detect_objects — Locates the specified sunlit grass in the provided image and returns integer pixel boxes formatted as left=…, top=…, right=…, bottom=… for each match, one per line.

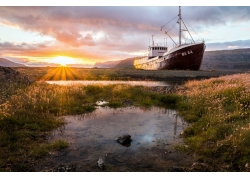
left=177, top=73, right=250, bottom=170
left=3, top=66, right=250, bottom=171
left=15, top=67, right=127, bottom=81
left=0, top=79, right=177, bottom=171
left=14, top=67, right=245, bottom=82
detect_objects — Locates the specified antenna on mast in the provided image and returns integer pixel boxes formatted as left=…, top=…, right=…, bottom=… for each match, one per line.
left=152, top=35, right=154, bottom=46
left=166, top=35, right=167, bottom=47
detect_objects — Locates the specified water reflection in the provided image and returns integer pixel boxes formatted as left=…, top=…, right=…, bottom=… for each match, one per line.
left=52, top=107, right=185, bottom=146
left=37, top=106, right=193, bottom=171
left=46, top=80, right=176, bottom=86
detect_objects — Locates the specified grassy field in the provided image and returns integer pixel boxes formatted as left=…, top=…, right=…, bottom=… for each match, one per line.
left=176, top=73, right=250, bottom=171
left=0, top=78, right=177, bottom=171
left=2, top=67, right=250, bottom=171
left=13, top=66, right=246, bottom=81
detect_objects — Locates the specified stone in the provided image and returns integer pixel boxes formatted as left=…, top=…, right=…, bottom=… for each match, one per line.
left=115, top=135, right=132, bottom=147
left=97, top=155, right=106, bottom=170
left=245, top=163, right=249, bottom=169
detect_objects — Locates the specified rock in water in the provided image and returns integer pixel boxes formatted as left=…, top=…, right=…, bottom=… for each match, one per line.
left=115, top=135, right=132, bottom=147
left=97, top=156, right=105, bottom=170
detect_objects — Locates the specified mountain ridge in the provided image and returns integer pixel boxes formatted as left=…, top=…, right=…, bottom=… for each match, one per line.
left=93, top=60, right=121, bottom=68
left=93, top=57, right=144, bottom=69
left=0, top=58, right=26, bottom=67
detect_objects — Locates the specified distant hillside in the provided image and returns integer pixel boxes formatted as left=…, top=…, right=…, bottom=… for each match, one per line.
left=93, top=57, right=145, bottom=69
left=93, top=60, right=121, bottom=68
left=113, top=58, right=134, bottom=69
left=201, top=48, right=250, bottom=70
left=113, top=57, right=140, bottom=69
left=0, top=58, right=25, bottom=67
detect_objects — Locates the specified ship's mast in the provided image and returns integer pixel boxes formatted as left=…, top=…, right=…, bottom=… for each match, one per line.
left=152, top=35, right=154, bottom=46
left=179, top=6, right=181, bottom=46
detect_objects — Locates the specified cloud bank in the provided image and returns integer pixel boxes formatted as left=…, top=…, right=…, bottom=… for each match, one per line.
left=0, top=6, right=250, bottom=65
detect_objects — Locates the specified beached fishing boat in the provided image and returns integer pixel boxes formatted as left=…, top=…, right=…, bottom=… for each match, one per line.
left=134, top=6, right=205, bottom=70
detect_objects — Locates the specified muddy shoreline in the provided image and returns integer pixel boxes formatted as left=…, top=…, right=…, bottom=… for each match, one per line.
left=35, top=143, right=194, bottom=172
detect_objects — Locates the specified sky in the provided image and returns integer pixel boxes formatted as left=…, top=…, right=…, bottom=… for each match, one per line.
left=0, top=1, right=250, bottom=67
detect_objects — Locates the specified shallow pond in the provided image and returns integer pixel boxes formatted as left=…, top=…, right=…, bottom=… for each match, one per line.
left=35, top=106, right=193, bottom=172
left=46, top=80, right=182, bottom=86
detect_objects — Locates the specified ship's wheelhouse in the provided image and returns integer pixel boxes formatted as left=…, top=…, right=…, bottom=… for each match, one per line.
left=148, top=46, right=168, bottom=58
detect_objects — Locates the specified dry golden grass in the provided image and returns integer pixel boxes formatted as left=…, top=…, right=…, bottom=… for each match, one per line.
left=177, top=73, right=250, bottom=170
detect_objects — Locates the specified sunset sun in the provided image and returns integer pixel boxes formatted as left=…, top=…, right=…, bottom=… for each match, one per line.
left=52, top=56, right=76, bottom=66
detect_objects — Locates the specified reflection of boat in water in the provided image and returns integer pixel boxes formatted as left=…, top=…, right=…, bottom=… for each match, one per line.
left=134, top=6, right=205, bottom=70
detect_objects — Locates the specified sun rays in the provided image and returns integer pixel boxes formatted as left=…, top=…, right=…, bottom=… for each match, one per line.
left=41, top=66, right=82, bottom=80
left=40, top=55, right=85, bottom=80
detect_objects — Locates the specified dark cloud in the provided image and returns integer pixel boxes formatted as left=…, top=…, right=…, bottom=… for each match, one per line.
left=181, top=6, right=250, bottom=30
left=1, top=7, right=250, bottom=36
left=0, top=41, right=47, bottom=52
